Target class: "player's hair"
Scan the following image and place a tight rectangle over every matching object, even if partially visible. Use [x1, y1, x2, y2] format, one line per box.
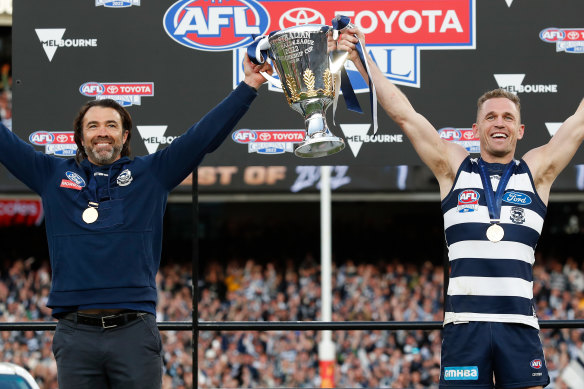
[476, 88, 521, 122]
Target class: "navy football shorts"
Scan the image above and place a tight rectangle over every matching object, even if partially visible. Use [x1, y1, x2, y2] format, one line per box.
[440, 321, 550, 388]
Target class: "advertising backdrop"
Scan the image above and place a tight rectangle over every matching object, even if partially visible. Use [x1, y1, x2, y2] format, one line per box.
[6, 0, 584, 194]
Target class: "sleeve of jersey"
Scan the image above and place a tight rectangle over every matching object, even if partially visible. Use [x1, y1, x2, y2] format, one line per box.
[149, 82, 258, 190]
[0, 123, 55, 194]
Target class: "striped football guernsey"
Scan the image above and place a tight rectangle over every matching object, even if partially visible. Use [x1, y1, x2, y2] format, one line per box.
[441, 156, 546, 329]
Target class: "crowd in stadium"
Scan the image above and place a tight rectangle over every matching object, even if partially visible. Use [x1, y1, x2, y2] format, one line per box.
[0, 253, 583, 388]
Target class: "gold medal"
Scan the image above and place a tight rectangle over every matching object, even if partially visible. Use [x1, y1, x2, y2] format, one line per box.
[486, 223, 504, 243]
[82, 203, 99, 224]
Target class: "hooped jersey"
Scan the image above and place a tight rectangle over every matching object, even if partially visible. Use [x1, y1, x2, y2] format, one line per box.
[441, 156, 547, 329]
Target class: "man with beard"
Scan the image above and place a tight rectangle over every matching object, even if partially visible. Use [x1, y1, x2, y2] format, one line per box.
[0, 54, 272, 389]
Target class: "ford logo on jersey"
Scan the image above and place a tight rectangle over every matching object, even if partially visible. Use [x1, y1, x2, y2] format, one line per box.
[66, 171, 86, 187]
[503, 191, 532, 205]
[163, 0, 270, 52]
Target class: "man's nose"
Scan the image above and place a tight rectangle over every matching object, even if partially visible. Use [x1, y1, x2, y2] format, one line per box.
[96, 126, 109, 135]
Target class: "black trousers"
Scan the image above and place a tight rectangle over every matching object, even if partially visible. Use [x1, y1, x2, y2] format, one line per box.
[52, 313, 163, 389]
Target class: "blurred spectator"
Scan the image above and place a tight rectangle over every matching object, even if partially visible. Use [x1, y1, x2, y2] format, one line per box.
[0, 62, 11, 129]
[1, 254, 583, 388]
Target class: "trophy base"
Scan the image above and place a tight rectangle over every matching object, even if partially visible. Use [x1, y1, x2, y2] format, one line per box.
[294, 135, 345, 158]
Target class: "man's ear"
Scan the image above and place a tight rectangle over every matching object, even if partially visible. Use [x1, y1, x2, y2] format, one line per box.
[517, 124, 525, 140]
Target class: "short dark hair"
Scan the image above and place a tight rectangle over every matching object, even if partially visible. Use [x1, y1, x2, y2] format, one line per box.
[476, 88, 521, 122]
[73, 99, 133, 163]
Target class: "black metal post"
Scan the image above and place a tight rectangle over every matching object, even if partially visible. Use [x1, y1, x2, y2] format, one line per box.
[192, 169, 199, 389]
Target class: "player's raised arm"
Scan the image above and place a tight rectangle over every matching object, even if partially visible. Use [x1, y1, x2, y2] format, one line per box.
[523, 97, 584, 203]
[335, 27, 468, 198]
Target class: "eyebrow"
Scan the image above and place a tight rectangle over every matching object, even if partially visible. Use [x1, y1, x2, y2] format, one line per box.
[85, 120, 120, 126]
[484, 111, 515, 118]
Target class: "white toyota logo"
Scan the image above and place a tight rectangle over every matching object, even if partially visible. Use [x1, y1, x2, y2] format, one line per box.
[279, 8, 325, 29]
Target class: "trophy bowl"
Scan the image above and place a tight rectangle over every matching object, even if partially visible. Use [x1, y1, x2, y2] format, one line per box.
[267, 24, 345, 158]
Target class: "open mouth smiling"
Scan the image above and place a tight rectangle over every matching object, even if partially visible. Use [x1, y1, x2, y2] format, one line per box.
[491, 132, 508, 139]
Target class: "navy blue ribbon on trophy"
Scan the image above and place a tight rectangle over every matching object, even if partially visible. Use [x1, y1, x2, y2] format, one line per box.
[247, 34, 271, 65]
[332, 15, 378, 133]
[330, 18, 361, 114]
[477, 158, 516, 236]
[337, 56, 361, 113]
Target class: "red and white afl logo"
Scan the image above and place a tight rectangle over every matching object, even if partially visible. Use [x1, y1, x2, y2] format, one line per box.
[163, 0, 270, 52]
[458, 189, 479, 204]
[530, 359, 543, 369]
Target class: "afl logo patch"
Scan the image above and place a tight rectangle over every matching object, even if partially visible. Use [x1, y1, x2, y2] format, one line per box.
[457, 190, 479, 213]
[530, 359, 543, 369]
[65, 171, 86, 187]
[117, 169, 133, 186]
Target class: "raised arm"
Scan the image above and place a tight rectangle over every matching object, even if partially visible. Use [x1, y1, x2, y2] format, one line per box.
[0, 123, 56, 194]
[150, 54, 272, 189]
[335, 28, 468, 198]
[523, 98, 584, 203]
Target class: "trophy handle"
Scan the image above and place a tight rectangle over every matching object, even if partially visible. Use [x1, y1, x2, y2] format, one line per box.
[329, 20, 355, 74]
[253, 36, 283, 89]
[329, 51, 349, 74]
[260, 70, 282, 89]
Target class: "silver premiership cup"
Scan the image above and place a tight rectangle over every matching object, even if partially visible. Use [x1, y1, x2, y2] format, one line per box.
[267, 24, 345, 158]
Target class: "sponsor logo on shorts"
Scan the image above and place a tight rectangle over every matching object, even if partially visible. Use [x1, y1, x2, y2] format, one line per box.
[531, 359, 543, 369]
[443, 366, 479, 380]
